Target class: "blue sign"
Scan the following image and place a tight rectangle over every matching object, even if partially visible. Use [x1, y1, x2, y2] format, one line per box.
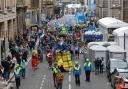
[75, 12, 86, 23]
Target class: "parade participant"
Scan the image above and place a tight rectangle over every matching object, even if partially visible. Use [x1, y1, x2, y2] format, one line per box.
[84, 59, 92, 82]
[56, 70, 64, 89]
[31, 50, 39, 70]
[38, 46, 43, 62]
[14, 63, 21, 89]
[47, 48, 53, 68]
[75, 45, 79, 59]
[51, 63, 58, 87]
[73, 61, 81, 86]
[55, 35, 67, 51]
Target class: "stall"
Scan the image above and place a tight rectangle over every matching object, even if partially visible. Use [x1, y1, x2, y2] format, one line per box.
[113, 26, 128, 51]
[84, 31, 103, 41]
[98, 17, 128, 41]
[87, 42, 117, 48]
[89, 45, 108, 70]
[107, 45, 126, 61]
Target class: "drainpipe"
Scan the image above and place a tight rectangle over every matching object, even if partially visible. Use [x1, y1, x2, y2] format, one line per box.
[124, 32, 125, 50]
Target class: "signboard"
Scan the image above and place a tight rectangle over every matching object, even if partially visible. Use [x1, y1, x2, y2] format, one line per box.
[40, 14, 46, 21]
[25, 12, 31, 19]
[75, 11, 86, 23]
[61, 0, 71, 3]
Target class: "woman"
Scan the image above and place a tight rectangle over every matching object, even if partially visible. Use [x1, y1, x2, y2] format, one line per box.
[31, 50, 39, 70]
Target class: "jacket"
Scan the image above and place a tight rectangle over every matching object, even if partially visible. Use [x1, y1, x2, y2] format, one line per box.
[14, 64, 21, 76]
[84, 62, 92, 71]
[73, 64, 81, 75]
[20, 60, 27, 69]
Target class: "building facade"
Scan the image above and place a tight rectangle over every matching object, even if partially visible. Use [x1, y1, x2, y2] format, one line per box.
[0, 0, 17, 41]
[0, 0, 17, 63]
[17, 0, 27, 34]
[95, 0, 128, 22]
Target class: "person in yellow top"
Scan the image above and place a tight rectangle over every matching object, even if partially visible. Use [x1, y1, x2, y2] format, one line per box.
[14, 63, 21, 89]
[84, 59, 92, 82]
[51, 63, 58, 87]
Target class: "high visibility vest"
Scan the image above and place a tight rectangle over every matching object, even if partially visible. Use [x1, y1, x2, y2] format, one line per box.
[14, 64, 21, 75]
[84, 62, 91, 67]
[74, 65, 80, 71]
[52, 67, 58, 73]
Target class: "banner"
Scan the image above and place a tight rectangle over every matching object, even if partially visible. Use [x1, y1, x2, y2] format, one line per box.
[75, 12, 86, 23]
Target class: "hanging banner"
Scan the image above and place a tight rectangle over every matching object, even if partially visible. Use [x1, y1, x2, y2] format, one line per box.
[75, 11, 86, 23]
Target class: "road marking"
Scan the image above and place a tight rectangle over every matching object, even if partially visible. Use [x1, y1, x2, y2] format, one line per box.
[40, 75, 46, 89]
[69, 69, 71, 89]
[69, 84, 71, 89]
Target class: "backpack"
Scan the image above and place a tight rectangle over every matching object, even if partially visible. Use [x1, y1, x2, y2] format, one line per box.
[56, 73, 64, 82]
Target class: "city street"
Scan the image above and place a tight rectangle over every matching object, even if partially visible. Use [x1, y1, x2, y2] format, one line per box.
[19, 54, 112, 89]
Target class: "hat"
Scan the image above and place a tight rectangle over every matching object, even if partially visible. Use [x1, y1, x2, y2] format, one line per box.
[75, 61, 78, 64]
[86, 58, 89, 61]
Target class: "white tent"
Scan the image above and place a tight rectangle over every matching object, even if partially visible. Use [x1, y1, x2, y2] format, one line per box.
[98, 17, 128, 28]
[89, 45, 108, 70]
[88, 42, 117, 48]
[107, 45, 126, 60]
[113, 26, 128, 50]
[98, 17, 128, 41]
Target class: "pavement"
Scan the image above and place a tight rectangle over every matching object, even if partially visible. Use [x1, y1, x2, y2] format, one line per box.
[18, 54, 113, 89]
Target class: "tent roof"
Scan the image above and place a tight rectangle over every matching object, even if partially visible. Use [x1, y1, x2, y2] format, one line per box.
[98, 17, 128, 28]
[90, 45, 107, 51]
[107, 45, 126, 53]
[88, 42, 117, 48]
[113, 26, 128, 36]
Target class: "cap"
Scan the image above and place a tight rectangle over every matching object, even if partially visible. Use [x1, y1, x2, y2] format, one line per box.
[75, 61, 78, 64]
[86, 58, 89, 61]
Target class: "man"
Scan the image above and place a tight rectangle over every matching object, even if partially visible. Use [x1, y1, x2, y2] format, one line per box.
[14, 63, 21, 89]
[75, 45, 79, 59]
[84, 59, 92, 82]
[73, 61, 81, 86]
[94, 58, 98, 75]
[51, 63, 58, 87]
[56, 70, 64, 89]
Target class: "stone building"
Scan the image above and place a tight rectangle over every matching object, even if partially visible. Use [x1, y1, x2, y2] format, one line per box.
[95, 0, 128, 22]
[0, 0, 17, 41]
[17, 0, 27, 35]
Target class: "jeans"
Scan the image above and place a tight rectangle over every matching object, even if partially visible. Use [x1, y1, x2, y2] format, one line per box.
[75, 74, 80, 86]
[15, 75, 20, 89]
[21, 68, 26, 78]
[56, 83, 62, 89]
[3, 71, 10, 81]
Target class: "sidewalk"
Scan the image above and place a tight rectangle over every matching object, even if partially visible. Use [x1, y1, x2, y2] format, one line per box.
[0, 38, 40, 89]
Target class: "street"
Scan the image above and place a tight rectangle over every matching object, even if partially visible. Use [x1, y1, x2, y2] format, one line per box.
[19, 54, 112, 89]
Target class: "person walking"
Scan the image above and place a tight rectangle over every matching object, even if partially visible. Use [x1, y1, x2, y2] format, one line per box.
[84, 59, 92, 82]
[75, 45, 79, 59]
[94, 59, 98, 75]
[73, 61, 81, 86]
[100, 57, 104, 74]
[20, 59, 27, 79]
[14, 63, 21, 89]
[56, 70, 64, 89]
[51, 63, 58, 87]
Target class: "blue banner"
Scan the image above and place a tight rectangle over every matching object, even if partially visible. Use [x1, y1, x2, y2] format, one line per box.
[75, 12, 86, 23]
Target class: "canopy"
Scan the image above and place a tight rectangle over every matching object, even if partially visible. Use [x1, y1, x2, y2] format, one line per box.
[66, 4, 81, 8]
[90, 45, 107, 51]
[107, 45, 126, 53]
[98, 17, 128, 28]
[88, 42, 117, 48]
[113, 26, 128, 36]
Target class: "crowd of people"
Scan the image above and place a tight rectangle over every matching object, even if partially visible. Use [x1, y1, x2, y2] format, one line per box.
[0, 14, 98, 89]
[94, 57, 104, 75]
